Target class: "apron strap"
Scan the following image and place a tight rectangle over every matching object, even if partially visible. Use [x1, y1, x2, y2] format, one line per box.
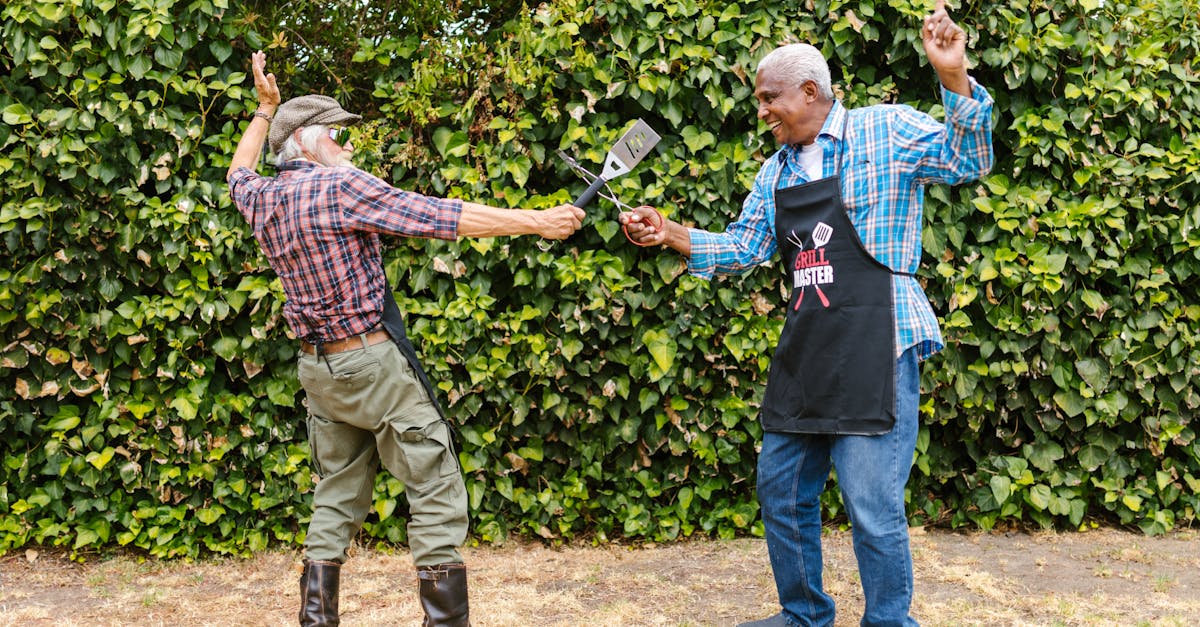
[378, 273, 448, 420]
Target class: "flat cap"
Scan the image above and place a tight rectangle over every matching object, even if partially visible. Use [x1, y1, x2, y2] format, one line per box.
[268, 95, 361, 154]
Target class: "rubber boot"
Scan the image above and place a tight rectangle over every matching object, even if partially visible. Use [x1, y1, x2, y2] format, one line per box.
[298, 559, 340, 626]
[417, 563, 470, 627]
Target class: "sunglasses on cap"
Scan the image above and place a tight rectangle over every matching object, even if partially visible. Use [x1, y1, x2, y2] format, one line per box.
[328, 127, 352, 146]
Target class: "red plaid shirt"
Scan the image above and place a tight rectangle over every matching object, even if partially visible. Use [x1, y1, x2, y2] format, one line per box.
[228, 161, 462, 342]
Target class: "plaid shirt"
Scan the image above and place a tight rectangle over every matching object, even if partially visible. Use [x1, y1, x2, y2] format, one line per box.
[689, 80, 994, 360]
[228, 161, 462, 342]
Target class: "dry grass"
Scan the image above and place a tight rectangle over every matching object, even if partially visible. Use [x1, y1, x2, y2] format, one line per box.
[2, 527, 1198, 626]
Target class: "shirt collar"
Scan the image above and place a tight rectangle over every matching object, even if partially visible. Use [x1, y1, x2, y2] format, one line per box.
[278, 159, 321, 173]
[819, 101, 848, 142]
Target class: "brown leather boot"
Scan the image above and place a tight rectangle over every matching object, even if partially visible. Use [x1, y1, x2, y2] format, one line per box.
[417, 563, 470, 626]
[298, 559, 340, 626]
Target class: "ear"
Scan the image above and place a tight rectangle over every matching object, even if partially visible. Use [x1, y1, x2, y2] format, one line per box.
[294, 127, 319, 160]
[802, 80, 820, 102]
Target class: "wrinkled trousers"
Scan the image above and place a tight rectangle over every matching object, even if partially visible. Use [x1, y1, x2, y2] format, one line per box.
[298, 340, 468, 566]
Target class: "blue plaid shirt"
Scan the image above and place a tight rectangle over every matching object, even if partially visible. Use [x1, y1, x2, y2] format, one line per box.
[689, 79, 994, 360]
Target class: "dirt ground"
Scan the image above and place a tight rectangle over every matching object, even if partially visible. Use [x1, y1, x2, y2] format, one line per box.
[2, 526, 1198, 626]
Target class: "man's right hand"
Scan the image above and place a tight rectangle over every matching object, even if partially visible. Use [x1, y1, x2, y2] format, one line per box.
[536, 204, 586, 239]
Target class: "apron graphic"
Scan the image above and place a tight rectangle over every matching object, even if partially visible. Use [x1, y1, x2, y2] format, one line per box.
[787, 222, 834, 310]
[760, 124, 900, 435]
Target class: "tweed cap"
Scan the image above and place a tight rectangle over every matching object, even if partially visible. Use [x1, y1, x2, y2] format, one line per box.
[268, 95, 361, 154]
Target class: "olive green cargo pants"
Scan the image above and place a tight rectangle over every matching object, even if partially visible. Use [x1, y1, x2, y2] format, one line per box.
[297, 338, 467, 566]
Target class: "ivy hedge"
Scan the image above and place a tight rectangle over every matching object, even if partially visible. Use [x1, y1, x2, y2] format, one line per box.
[1, 0, 1197, 558]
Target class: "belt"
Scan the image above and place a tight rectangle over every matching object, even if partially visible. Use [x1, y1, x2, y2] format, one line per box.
[300, 329, 391, 356]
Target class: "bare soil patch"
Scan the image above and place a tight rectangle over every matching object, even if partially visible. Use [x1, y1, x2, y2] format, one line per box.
[2, 527, 1197, 626]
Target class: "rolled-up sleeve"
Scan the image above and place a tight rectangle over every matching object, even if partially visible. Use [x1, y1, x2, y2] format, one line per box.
[339, 168, 462, 240]
[909, 77, 994, 185]
[227, 166, 269, 224]
[687, 169, 779, 280]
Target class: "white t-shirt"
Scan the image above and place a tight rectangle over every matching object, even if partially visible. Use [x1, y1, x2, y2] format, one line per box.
[798, 141, 823, 180]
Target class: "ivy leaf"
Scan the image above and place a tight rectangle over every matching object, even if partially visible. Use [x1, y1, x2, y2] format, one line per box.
[561, 338, 583, 361]
[1053, 389, 1086, 417]
[2, 104, 32, 125]
[1027, 484, 1052, 510]
[641, 329, 677, 378]
[432, 128, 470, 158]
[209, 40, 232, 63]
[128, 55, 151, 79]
[212, 337, 239, 361]
[594, 219, 619, 242]
[1075, 358, 1109, 392]
[1077, 443, 1111, 471]
[989, 475, 1013, 505]
[45, 414, 82, 432]
[1024, 441, 1065, 472]
[86, 447, 115, 470]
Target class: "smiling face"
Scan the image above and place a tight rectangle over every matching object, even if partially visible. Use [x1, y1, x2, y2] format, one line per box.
[753, 65, 832, 147]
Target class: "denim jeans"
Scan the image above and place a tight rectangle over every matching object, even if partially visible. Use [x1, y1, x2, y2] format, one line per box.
[757, 347, 921, 627]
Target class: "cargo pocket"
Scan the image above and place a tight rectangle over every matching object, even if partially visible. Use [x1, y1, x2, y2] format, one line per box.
[397, 420, 460, 487]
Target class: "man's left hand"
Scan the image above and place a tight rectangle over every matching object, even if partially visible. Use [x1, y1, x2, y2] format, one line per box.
[252, 51, 281, 113]
[922, 0, 970, 96]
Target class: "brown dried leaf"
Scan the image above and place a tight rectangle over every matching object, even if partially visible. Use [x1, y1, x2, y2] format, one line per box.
[505, 452, 529, 473]
[72, 359, 94, 378]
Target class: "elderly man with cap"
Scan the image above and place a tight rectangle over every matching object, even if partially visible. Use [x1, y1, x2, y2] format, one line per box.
[226, 51, 584, 626]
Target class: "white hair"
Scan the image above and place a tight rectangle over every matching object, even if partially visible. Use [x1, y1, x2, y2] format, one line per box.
[274, 125, 327, 165]
[756, 43, 834, 100]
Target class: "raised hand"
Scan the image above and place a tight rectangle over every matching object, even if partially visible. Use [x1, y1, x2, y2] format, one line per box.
[922, 0, 970, 95]
[251, 51, 281, 110]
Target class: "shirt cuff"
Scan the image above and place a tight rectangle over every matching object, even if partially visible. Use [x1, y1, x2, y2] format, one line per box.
[685, 227, 718, 280]
[941, 76, 993, 126]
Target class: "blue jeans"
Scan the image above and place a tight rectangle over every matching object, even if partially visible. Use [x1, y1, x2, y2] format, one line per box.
[757, 348, 921, 627]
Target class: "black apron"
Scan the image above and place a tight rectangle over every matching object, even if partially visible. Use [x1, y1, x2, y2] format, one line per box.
[759, 135, 899, 435]
[379, 280, 447, 420]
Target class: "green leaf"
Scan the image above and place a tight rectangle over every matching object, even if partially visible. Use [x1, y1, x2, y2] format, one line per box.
[640, 329, 677, 374]
[561, 338, 583, 361]
[86, 447, 116, 470]
[128, 55, 151, 79]
[1053, 390, 1086, 417]
[1078, 444, 1111, 471]
[1027, 484, 1052, 510]
[196, 506, 225, 524]
[1075, 358, 1109, 392]
[212, 337, 239, 361]
[45, 415, 81, 432]
[2, 104, 32, 125]
[210, 40, 233, 63]
[432, 128, 470, 158]
[1024, 441, 1064, 472]
[989, 475, 1013, 505]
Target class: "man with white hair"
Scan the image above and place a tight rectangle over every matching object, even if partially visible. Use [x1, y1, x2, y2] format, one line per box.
[226, 51, 584, 626]
[621, 2, 993, 625]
